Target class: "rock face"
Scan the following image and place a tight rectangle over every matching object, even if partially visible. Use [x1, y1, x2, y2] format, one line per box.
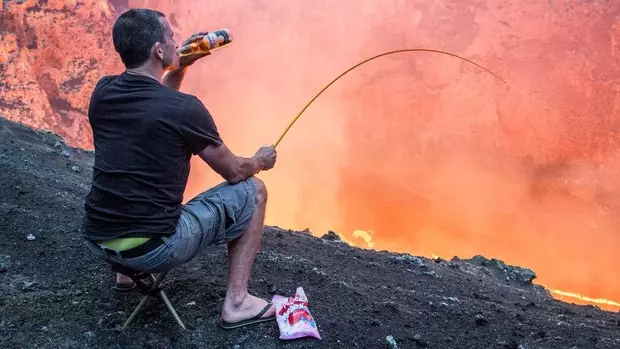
[0, 0, 125, 150]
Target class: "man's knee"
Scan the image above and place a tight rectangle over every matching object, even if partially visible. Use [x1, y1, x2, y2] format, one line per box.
[252, 177, 267, 206]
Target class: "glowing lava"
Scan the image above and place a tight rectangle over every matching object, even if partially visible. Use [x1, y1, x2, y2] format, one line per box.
[551, 290, 620, 309]
[352, 229, 375, 249]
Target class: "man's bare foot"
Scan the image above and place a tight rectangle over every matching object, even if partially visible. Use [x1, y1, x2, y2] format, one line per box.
[221, 294, 276, 324]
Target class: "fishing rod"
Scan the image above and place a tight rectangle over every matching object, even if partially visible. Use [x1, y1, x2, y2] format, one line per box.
[273, 48, 507, 148]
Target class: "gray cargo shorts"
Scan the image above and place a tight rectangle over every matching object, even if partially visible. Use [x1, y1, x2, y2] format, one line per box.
[86, 177, 258, 273]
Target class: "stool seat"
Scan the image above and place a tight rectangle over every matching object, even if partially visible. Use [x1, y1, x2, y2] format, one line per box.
[106, 261, 186, 330]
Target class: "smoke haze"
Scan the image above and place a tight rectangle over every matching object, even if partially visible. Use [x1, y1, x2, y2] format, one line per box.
[129, 0, 620, 305]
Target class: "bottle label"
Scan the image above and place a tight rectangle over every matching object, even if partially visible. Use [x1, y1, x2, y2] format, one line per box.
[205, 30, 232, 49]
[205, 33, 218, 48]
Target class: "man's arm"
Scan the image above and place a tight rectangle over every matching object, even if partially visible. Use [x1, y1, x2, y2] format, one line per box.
[163, 32, 211, 90]
[198, 143, 276, 184]
[163, 67, 187, 91]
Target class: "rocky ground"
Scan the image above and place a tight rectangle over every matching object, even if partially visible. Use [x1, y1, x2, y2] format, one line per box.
[1, 118, 619, 349]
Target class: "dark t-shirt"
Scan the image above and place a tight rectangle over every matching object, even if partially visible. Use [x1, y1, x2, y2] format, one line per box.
[82, 72, 222, 241]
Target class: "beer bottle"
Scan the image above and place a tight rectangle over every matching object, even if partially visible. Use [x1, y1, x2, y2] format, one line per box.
[178, 29, 232, 56]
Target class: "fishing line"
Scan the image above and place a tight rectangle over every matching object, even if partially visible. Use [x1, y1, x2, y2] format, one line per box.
[273, 48, 507, 148]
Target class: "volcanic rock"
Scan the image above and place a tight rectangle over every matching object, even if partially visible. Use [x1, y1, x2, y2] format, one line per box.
[393, 253, 425, 266]
[320, 230, 341, 241]
[475, 314, 489, 326]
[412, 334, 428, 347]
[0, 0, 125, 150]
[1, 110, 620, 347]
[0, 254, 10, 273]
[466, 255, 537, 284]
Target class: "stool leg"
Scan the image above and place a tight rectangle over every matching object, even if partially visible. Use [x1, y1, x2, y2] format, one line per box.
[159, 290, 186, 329]
[151, 271, 167, 286]
[122, 295, 149, 329]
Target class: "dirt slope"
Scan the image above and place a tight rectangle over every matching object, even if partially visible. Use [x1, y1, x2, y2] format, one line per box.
[0, 116, 619, 348]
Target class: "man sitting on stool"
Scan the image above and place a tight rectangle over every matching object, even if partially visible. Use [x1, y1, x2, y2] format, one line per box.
[82, 8, 277, 329]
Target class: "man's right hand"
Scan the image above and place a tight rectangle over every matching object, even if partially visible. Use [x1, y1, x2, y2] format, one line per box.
[254, 146, 277, 170]
[199, 143, 277, 184]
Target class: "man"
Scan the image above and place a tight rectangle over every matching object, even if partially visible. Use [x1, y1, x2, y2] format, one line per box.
[82, 8, 277, 329]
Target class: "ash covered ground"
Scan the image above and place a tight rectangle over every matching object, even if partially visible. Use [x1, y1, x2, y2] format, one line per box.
[0, 118, 619, 349]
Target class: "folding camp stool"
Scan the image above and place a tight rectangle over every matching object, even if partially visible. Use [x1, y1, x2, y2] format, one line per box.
[108, 261, 187, 330]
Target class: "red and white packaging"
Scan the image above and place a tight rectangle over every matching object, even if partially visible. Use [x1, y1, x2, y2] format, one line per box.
[272, 287, 321, 340]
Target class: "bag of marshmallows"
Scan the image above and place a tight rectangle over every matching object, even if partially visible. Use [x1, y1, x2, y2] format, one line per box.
[272, 287, 321, 340]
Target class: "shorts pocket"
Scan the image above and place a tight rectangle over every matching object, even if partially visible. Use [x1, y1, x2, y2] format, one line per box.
[201, 191, 238, 233]
[197, 192, 228, 244]
[222, 199, 237, 230]
[189, 192, 219, 233]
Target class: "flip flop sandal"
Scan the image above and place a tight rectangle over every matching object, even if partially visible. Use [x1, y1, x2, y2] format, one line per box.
[113, 281, 136, 292]
[218, 301, 276, 330]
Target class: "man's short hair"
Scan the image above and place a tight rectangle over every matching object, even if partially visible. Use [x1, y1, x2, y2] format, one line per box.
[112, 8, 166, 69]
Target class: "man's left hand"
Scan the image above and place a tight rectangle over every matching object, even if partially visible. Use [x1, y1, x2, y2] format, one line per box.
[178, 32, 211, 68]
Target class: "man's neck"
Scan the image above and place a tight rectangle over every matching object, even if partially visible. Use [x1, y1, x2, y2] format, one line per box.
[125, 63, 164, 83]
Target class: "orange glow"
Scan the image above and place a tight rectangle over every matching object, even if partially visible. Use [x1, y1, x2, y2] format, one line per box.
[2, 0, 618, 312]
[127, 0, 619, 311]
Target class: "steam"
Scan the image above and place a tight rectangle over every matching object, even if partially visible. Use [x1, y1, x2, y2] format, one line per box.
[128, 0, 619, 306]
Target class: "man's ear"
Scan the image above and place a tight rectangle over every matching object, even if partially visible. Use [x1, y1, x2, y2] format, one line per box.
[153, 42, 164, 61]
